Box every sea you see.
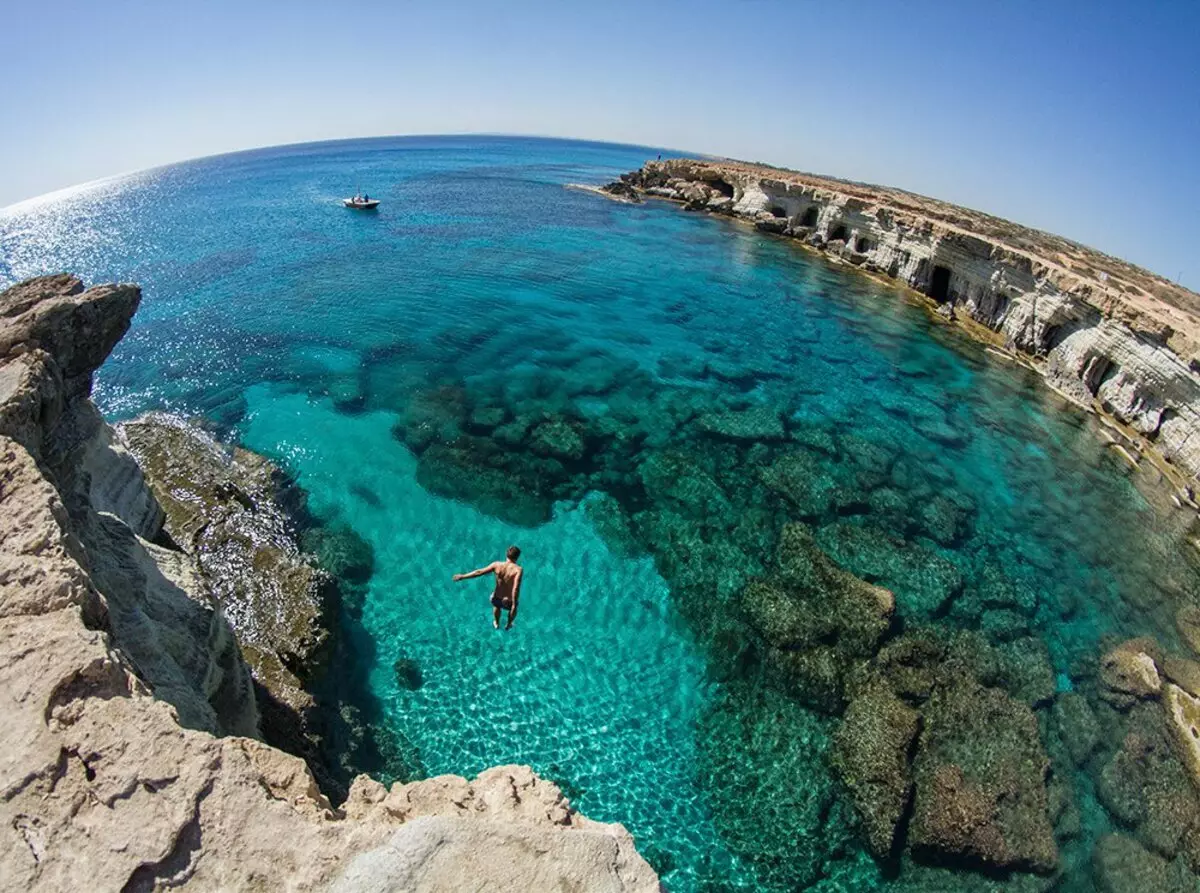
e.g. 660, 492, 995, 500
2, 135, 1196, 892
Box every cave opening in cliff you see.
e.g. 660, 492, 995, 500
799, 206, 818, 227
769, 206, 787, 218
856, 237, 873, 253
928, 265, 952, 302
710, 179, 735, 198
829, 224, 849, 243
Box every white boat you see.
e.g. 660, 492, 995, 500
343, 194, 380, 209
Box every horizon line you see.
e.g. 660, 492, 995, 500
1, 131, 1190, 295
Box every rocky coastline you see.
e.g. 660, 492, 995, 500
0, 274, 660, 891
605, 159, 1200, 502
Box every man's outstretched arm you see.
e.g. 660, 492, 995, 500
452, 562, 497, 582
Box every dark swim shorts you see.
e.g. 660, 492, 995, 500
491, 592, 513, 610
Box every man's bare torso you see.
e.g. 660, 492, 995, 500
492, 560, 521, 599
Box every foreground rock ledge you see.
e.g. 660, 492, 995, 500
609, 159, 1200, 485
0, 274, 660, 892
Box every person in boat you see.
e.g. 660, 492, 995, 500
364, 194, 369, 202
452, 546, 523, 630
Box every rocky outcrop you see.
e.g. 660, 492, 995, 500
908, 678, 1058, 873
0, 275, 660, 892
830, 686, 920, 859
614, 159, 1200, 483
743, 523, 894, 712
1099, 637, 1165, 707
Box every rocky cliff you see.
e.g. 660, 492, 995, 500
0, 274, 660, 892
611, 159, 1200, 486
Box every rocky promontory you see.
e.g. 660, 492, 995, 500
0, 275, 660, 891
609, 159, 1200, 489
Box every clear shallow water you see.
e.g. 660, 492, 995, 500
3, 136, 1199, 891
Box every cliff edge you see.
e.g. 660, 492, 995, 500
0, 274, 660, 892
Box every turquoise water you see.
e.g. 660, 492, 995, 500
3, 136, 1198, 891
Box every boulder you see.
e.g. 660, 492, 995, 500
1162, 657, 1200, 698
745, 525, 894, 711
816, 522, 964, 621
696, 406, 787, 441
1093, 834, 1190, 893
1053, 691, 1101, 766
393, 656, 424, 691
466, 404, 508, 432
637, 450, 730, 518
1177, 604, 1200, 657
395, 385, 467, 453
909, 678, 1058, 873
415, 442, 556, 527
947, 633, 1057, 709
775, 524, 894, 654
599, 180, 642, 202
1099, 637, 1163, 708
851, 631, 945, 705
1097, 710, 1200, 858
1163, 683, 1200, 791
831, 687, 920, 858
301, 524, 375, 586
759, 450, 837, 519
528, 416, 586, 461
916, 493, 970, 546
583, 493, 643, 558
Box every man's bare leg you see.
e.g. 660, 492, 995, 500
505, 605, 517, 631
492, 605, 501, 629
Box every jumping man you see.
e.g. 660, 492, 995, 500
452, 546, 523, 630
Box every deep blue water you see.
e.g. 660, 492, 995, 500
3, 136, 1198, 891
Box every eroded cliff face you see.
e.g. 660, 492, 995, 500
614, 160, 1200, 484
0, 275, 659, 892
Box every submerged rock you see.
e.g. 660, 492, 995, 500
583, 492, 643, 558
916, 493, 971, 546
415, 441, 556, 527
1099, 637, 1164, 708
759, 450, 838, 519
1176, 604, 1200, 658
908, 678, 1058, 873
831, 686, 920, 859
745, 524, 894, 711
395, 385, 468, 453
637, 450, 730, 518
1053, 691, 1101, 766
1097, 706, 1200, 859
1163, 683, 1200, 792
393, 656, 425, 691
528, 415, 587, 461
1093, 833, 1191, 893
696, 406, 787, 441
301, 523, 375, 586
817, 521, 964, 621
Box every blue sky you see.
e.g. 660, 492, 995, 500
2, 0, 1197, 286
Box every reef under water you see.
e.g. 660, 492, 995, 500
3, 136, 1199, 892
